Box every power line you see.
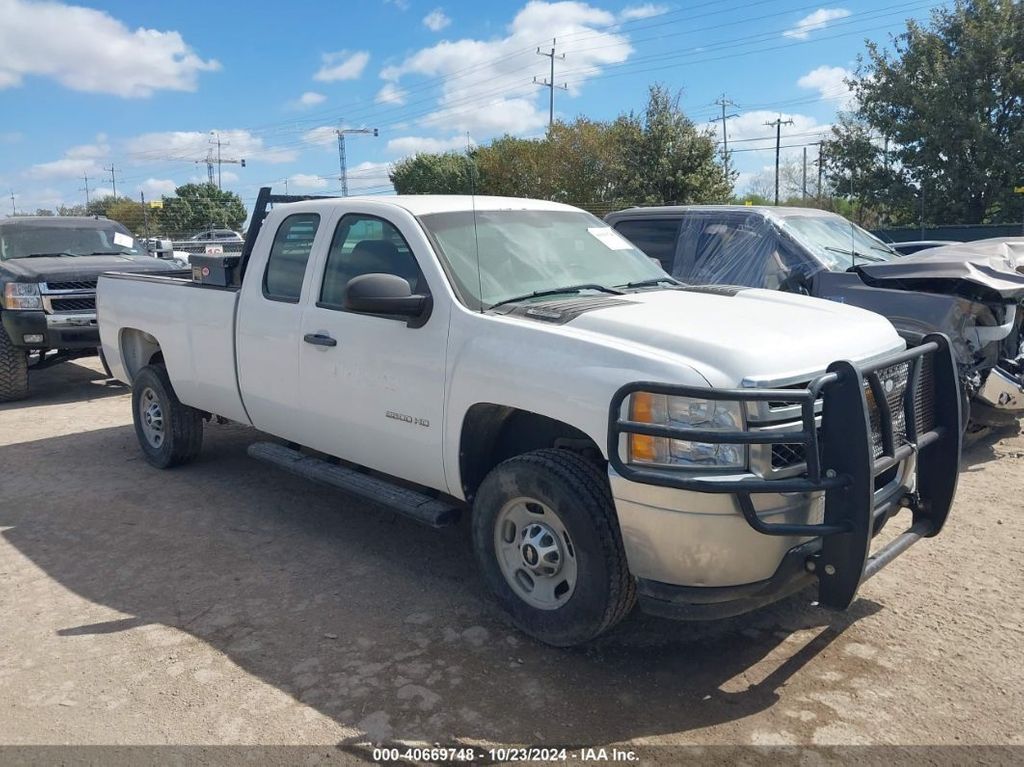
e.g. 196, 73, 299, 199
764, 115, 795, 205
80, 174, 91, 206
713, 94, 738, 185
534, 38, 568, 129
104, 164, 119, 198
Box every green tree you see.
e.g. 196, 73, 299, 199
105, 198, 147, 234
475, 135, 550, 198
827, 0, 1024, 224
610, 85, 731, 206
156, 183, 246, 237
390, 152, 478, 194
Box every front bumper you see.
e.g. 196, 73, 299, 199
608, 334, 962, 619
1, 309, 99, 349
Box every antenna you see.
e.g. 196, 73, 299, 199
467, 131, 483, 313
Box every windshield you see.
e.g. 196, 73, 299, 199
419, 209, 668, 309
0, 224, 140, 260
779, 213, 899, 270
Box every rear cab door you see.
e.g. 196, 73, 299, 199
236, 207, 326, 443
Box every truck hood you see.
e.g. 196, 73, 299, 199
854, 240, 1024, 302
564, 287, 903, 386
0, 253, 178, 283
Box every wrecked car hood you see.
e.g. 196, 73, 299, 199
855, 238, 1024, 300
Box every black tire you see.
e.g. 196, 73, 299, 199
0, 328, 29, 402
471, 448, 636, 646
131, 364, 204, 468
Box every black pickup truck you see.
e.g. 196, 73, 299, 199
0, 216, 178, 401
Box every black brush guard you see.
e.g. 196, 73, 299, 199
608, 334, 962, 611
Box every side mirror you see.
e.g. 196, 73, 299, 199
343, 273, 431, 325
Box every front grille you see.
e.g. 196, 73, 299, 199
49, 296, 96, 313
45, 279, 98, 292
768, 355, 937, 470
771, 442, 806, 468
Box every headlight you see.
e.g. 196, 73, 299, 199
2, 283, 42, 310
627, 392, 747, 469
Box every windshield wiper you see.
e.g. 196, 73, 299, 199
823, 245, 885, 264
488, 283, 624, 311
617, 276, 683, 289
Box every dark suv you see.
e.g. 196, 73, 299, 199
0, 216, 178, 401
606, 205, 1024, 427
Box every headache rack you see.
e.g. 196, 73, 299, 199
608, 334, 962, 610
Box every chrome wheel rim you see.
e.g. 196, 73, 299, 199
138, 386, 165, 449
494, 496, 577, 610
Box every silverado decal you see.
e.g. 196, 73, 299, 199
386, 411, 430, 427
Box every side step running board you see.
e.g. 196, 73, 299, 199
248, 441, 461, 529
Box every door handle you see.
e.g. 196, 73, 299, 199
303, 332, 337, 348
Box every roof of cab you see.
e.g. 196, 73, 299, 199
272, 195, 583, 216
605, 204, 841, 221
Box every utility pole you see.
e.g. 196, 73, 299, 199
713, 95, 738, 188
140, 192, 150, 241
104, 164, 119, 198
763, 116, 794, 205
209, 132, 230, 190
534, 38, 567, 129
802, 146, 808, 200
817, 143, 824, 200
335, 121, 379, 196
9, 190, 15, 216
80, 174, 91, 206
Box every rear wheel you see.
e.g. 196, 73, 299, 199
132, 364, 203, 468
471, 449, 636, 646
0, 328, 29, 402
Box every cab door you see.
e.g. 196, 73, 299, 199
296, 211, 448, 492
236, 211, 325, 442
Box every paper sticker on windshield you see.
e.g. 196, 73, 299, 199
113, 232, 133, 248
588, 227, 633, 250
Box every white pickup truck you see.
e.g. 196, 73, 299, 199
98, 188, 962, 646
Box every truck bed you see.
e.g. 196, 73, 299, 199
97, 272, 250, 424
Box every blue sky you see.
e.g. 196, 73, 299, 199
0, 0, 941, 215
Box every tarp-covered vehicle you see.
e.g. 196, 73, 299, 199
606, 207, 1024, 427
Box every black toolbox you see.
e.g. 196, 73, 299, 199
190, 253, 242, 288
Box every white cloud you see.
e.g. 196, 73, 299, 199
288, 174, 329, 190
294, 90, 326, 108
0, 0, 219, 97
797, 65, 854, 107
138, 178, 177, 197
384, 0, 410, 9
707, 110, 831, 153
386, 135, 469, 155
380, 2, 635, 136
303, 126, 338, 148
376, 82, 407, 105
619, 4, 668, 21
783, 8, 851, 40
26, 136, 110, 179
346, 161, 393, 194
423, 8, 451, 31
125, 129, 297, 164
314, 50, 370, 82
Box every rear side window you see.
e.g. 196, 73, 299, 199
263, 213, 320, 302
612, 218, 680, 272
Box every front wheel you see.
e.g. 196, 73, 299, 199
471, 449, 636, 646
0, 328, 29, 402
131, 364, 204, 468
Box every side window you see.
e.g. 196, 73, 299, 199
318, 214, 425, 311
263, 213, 321, 302
682, 214, 779, 289
612, 219, 680, 273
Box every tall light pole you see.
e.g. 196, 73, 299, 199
336, 122, 379, 196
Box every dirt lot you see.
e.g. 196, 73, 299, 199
1, 358, 1023, 758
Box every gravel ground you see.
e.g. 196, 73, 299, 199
1, 358, 1022, 760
